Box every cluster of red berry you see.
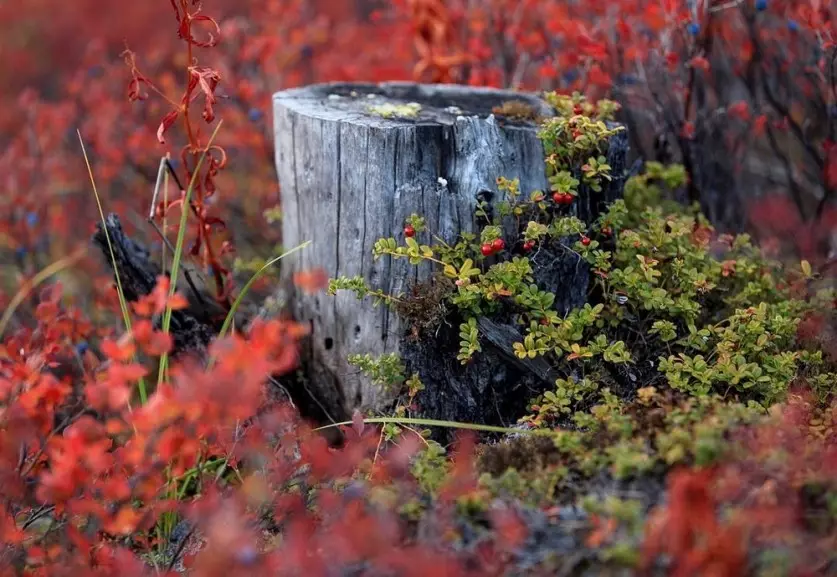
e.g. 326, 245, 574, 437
481, 238, 506, 256
553, 191, 575, 204
403, 179, 607, 258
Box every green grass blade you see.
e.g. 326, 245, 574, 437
157, 121, 224, 384
0, 248, 86, 340
314, 416, 550, 436
206, 240, 311, 369
77, 130, 148, 404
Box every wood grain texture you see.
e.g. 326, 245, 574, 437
273, 81, 629, 422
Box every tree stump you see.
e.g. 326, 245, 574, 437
273, 81, 629, 428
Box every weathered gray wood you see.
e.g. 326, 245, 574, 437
272, 81, 628, 424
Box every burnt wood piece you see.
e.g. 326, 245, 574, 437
91, 213, 216, 360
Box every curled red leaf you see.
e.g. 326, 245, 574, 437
157, 110, 180, 144
188, 14, 222, 48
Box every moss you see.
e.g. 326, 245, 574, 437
478, 435, 563, 477
491, 99, 543, 123
391, 273, 455, 335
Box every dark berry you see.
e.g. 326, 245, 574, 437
235, 545, 259, 566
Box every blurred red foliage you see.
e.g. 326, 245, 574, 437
2, 1, 837, 575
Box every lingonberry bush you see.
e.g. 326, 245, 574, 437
3, 0, 837, 575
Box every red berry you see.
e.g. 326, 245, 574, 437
563, 193, 574, 204
572, 129, 582, 138
492, 238, 505, 252
601, 226, 612, 236
481, 243, 493, 256
553, 192, 564, 203
523, 240, 535, 252
404, 224, 415, 237
581, 236, 591, 246
573, 104, 583, 115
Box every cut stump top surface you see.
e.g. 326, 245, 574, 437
272, 81, 555, 129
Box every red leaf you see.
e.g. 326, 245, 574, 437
576, 34, 607, 60
157, 109, 180, 144
688, 56, 710, 73
293, 268, 329, 294
188, 15, 222, 48
100, 337, 136, 362
727, 101, 750, 121
35, 301, 59, 323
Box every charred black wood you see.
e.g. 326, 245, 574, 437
91, 213, 217, 360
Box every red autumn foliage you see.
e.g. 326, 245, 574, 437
2, 0, 837, 575
642, 391, 837, 576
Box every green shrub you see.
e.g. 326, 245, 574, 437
330, 91, 837, 486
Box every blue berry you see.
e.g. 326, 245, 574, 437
687, 22, 700, 35
562, 69, 579, 83
25, 212, 37, 227
234, 546, 258, 566
76, 341, 89, 356
787, 19, 799, 31
248, 108, 263, 122
755, 0, 767, 10
617, 74, 638, 86
15, 246, 27, 259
